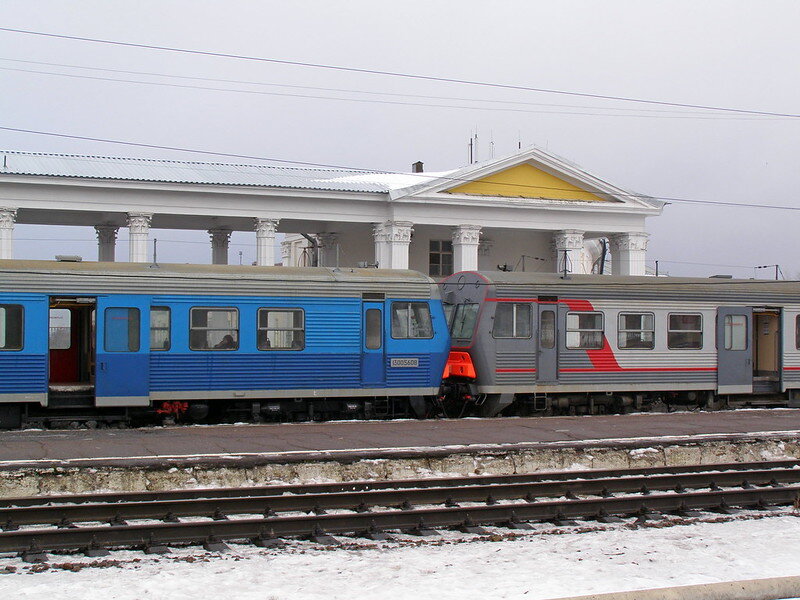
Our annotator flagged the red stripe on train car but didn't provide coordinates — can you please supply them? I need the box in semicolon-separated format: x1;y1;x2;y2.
560;367;717;373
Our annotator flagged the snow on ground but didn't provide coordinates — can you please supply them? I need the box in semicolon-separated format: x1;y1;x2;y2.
2;513;800;600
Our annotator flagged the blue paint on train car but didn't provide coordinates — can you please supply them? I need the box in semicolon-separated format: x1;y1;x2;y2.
0;293;48;396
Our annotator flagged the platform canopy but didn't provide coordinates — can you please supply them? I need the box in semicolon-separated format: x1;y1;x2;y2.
0;147;663;276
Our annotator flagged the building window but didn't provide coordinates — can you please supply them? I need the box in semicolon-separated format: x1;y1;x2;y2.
150;307;171;351
723;314;747;351
258;309;304;350
49;308;71;350
190;308;239;350
429;240;453;277
451;303;479;339
0;304;23;351
566;312;604;349
668;313;702;349
493;303;532;338
391;302;433;339
618;312;655;349
104;308;140;352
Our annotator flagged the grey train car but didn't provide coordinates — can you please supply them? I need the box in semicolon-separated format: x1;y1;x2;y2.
439;271;800;417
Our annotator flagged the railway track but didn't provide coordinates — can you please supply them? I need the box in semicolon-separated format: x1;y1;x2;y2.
2;459;799;561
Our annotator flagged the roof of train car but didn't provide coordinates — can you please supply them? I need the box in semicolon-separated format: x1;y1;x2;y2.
0;260;438;298
439;271;800;300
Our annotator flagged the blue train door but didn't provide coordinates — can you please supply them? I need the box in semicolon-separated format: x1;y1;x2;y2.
95;296;150;407
361;302;386;387
716;306;753;394
537;303;559;383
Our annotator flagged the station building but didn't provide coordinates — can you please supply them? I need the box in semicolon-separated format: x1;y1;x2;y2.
0;147;663;276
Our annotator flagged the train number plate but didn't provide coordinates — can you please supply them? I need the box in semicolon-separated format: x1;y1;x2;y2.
390;358;419;368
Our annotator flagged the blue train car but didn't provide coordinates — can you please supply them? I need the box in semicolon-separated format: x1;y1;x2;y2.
0;260;450;428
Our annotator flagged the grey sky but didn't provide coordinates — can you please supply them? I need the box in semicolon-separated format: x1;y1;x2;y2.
1;1;798;277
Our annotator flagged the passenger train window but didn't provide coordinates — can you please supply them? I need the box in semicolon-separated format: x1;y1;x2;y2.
104;308;140;352
391;302;433;339
450;303;478;339
566;312;604;349
618;312;655;349
493;303;532;338
723;314;747;351
150;307;171;351
667;313;702;349
797;316;800;350
0;304;23;351
258;309;304;350
190;308;239;351
49;308;72;350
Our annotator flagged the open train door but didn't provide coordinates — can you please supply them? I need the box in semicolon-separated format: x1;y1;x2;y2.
95;295;150;407
716;306;753;394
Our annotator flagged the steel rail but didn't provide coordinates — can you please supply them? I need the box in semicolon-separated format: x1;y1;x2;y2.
3;459;797;508
2;467;799;527
0;486;797;554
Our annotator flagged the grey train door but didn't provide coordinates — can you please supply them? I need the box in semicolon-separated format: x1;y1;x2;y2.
716;306;753;394
537;303;558;383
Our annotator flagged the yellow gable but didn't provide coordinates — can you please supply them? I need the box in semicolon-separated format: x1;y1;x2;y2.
445;163;607;202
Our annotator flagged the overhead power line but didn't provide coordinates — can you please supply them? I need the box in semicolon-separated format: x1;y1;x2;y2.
2;125;800;213
0;26;797;119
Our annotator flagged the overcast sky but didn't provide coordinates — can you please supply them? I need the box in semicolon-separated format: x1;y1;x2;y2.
1;1;798;277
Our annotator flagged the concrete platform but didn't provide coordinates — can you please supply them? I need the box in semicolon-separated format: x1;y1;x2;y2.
1;409;799;497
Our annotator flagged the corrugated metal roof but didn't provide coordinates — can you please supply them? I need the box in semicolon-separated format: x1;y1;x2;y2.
0;151;441;193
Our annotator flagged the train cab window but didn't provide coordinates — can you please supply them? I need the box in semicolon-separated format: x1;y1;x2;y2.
49;308;71;350
723;314;747;351
668;313;703;349
190;308;239;351
391;302;433;339
493;303;532;338
104;308;140;352
450;303;478;340
618;312;655;350
566;312;604;349
257;309;304;350
0;304;23;351
443;303;455;328
150;307;171;351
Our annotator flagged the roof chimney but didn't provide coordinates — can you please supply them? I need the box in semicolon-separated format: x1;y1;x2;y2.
412;161;424;173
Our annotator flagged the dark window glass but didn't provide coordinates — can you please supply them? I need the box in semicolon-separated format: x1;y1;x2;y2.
104;308;140;352
190;308;239;351
0;304;23;351
540;310;555;349
257;309;304;350
493;303;532;338
451;303;479;339
365;309;382;350
150;307;171;351
566;312;604;349
429;240;454;278
618;312;655;349
49;308;71;350
668;313;702;349
391;302;433;339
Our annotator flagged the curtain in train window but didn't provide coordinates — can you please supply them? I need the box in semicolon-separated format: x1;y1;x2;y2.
0;304;23;350
723;314;747;351
618;312;655;349
190;308;239;350
493;303;532;338
668;313;702;349
391;302;433;339
104;308;140;352
450;303;478;339
150;307;171;351
566;312;604;349
257;309;304;350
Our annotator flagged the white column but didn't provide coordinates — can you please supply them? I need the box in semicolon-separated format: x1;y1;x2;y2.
317;232;339;267
95;225;118;262
373;220;413;269
208;228;231;265
0;208;17;260
552;229;585;275
610;232;649;276
280;239;292;267
451;224;481;272
254;218;279;266
126;213;152;263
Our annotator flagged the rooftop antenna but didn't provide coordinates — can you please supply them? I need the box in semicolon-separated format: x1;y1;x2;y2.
490;131;495;158
468;136;473;164
474;130;479;163
238;250;243;265
150;238;160;269
518;131;522;150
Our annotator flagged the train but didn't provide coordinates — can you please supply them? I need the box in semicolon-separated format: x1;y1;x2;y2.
1;259;799;429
